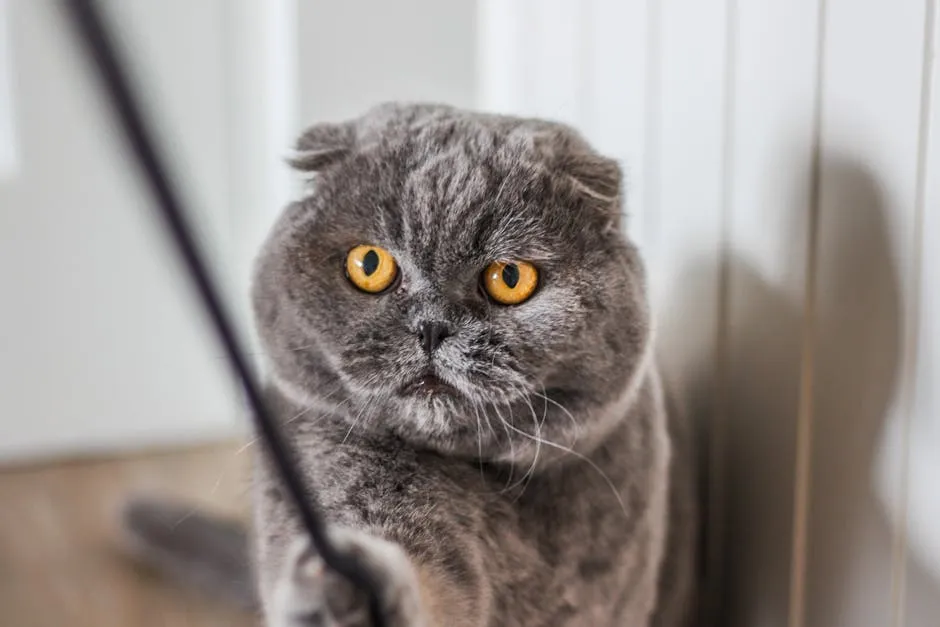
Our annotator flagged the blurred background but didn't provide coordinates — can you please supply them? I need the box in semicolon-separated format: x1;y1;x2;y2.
0;0;938;626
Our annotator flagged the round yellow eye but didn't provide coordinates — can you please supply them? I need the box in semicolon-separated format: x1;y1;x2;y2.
345;245;398;293
482;260;539;305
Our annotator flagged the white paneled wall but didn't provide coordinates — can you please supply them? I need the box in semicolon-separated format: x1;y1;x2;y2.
0;1;244;461
0;0;478;461
3;0;936;622
478;1;940;626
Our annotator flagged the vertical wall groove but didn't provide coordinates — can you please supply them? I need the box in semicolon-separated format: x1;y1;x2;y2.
788;1;829;626
707;0;737;624
890;1;939;624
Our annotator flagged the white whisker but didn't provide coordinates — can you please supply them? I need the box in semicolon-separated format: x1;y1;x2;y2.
342;397;375;444
490;402;517;490
502;420;630;522
533;389;579;433
503;390;541;498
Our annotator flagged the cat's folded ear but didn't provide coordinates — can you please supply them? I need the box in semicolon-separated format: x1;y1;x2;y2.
536;128;625;232
555;150;623;205
287;122;355;172
529;126;623;208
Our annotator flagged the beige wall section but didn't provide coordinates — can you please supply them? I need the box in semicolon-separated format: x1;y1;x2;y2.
812;1;940;626
901;2;940;615
722;2;821;625
804;0;923;624
476;1;940;625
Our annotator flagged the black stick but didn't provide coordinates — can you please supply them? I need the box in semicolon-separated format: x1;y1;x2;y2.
59;2;386;625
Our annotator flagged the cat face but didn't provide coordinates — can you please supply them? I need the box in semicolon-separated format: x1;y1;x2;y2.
252;104;650;460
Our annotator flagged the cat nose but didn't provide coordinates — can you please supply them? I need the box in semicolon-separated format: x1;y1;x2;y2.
418;322;451;354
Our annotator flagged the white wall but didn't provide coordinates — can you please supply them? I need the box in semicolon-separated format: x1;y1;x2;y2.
296;0;477;123
0;0;479;462
0;0;242;461
0;0;17;178
478;1;940;626
5;0;937;623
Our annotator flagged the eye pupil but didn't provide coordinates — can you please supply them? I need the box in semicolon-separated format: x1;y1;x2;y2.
361;249;380;276
501;263;520;289
482;260;537;305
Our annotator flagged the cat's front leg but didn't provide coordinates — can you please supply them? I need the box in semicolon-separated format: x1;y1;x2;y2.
268;527;428;627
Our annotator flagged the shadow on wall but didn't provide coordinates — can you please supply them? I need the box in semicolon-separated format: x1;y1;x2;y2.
661;155;940;626
806;158;939;626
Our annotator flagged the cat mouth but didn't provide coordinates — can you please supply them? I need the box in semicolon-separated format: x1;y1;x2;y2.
399;373;458;397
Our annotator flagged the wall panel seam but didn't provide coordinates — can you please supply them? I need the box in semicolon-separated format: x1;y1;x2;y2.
889;1;940;625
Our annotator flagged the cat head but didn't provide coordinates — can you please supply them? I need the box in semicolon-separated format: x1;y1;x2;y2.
252;103;650;462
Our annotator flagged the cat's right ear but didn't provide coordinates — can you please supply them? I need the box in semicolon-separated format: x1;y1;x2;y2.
287;123;355;172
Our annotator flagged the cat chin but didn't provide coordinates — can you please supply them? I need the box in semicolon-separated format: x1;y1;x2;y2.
396;394;467;433
268;340;658;467
271;369;474;445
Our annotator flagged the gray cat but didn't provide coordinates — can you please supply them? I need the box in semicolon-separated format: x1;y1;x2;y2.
124;103;698;627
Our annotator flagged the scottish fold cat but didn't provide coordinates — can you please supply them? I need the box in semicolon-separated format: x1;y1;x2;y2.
126;103;698;627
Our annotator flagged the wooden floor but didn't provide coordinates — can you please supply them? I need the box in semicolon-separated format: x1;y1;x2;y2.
0;442;258;627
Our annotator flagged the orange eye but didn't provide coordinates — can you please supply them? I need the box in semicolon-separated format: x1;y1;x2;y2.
482;260;539;305
345;245;398;293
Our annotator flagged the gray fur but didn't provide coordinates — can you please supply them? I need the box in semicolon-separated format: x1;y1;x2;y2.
119;103;697;626
120;497;256;609
250;103;697;626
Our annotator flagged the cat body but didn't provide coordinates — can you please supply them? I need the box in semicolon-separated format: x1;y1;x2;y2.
126;103;697;627
257;361;672;627
250;103;696;626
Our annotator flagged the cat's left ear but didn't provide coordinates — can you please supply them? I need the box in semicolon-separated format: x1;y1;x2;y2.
543;136;624;233
287;122;355;172
555;150;622;206
530;126;623;210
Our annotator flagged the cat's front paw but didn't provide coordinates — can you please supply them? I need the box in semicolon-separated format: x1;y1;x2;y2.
269;528;425;627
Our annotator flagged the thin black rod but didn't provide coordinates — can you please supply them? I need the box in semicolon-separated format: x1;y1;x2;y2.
59;2;386;624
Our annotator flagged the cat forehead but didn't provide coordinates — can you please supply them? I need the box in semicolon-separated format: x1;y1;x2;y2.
322;137;561;249
297;105;621;265
391;158;561;262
